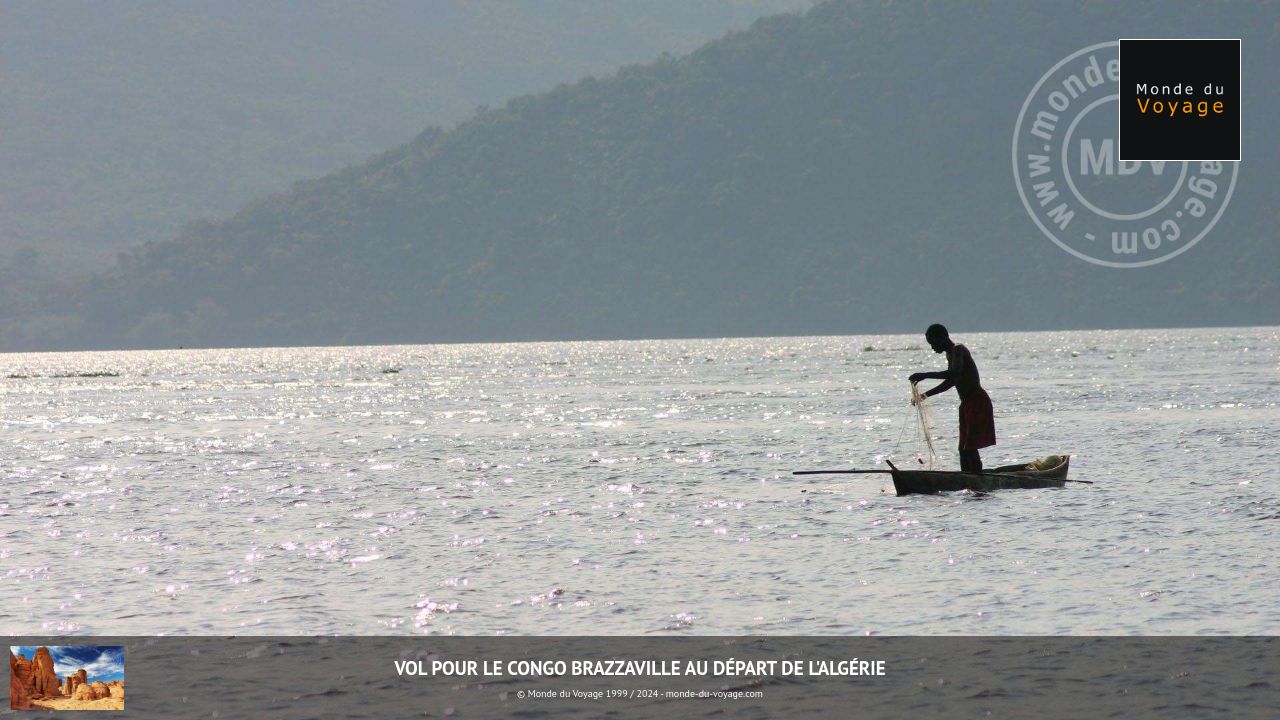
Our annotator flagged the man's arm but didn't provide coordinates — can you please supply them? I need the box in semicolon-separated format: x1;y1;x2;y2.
910;348;965;397
923;378;954;398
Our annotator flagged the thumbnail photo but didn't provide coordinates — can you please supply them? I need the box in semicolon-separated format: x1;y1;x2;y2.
9;646;124;712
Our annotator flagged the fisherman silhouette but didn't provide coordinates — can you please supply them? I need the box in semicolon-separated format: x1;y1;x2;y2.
908;324;996;472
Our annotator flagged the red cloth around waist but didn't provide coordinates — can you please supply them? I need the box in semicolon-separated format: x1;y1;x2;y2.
958;388;996;450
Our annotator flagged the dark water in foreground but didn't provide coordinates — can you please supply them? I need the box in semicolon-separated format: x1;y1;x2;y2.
2;328;1277;635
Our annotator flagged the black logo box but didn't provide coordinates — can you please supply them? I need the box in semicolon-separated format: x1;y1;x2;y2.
1119;39;1241;161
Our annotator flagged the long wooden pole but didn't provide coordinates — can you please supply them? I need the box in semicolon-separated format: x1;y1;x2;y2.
791;469;892;475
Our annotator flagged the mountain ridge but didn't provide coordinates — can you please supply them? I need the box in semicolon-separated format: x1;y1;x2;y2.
1;1;810;269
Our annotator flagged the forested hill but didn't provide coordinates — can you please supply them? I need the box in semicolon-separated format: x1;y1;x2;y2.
7;0;1278;350
1;1;808;269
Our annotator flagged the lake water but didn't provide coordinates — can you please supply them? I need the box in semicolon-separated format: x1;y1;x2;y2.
2;327;1277;635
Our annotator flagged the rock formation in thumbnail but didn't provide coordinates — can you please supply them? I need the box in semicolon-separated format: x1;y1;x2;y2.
65;667;88;696
9;651;32;710
30;646;63;698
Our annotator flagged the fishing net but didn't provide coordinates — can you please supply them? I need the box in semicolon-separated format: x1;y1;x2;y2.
910;382;937;470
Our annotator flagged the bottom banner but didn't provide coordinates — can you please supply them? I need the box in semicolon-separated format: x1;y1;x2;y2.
6;637;1277;718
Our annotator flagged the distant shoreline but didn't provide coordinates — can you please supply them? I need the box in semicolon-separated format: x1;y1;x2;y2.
1;322;1275;357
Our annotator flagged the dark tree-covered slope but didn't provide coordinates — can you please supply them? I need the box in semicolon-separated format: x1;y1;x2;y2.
0;1;809;269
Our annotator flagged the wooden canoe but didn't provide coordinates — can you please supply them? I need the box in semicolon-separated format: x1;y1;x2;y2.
890;455;1070;496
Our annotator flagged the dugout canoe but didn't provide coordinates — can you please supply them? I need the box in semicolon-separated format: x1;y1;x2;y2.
888;455;1070;495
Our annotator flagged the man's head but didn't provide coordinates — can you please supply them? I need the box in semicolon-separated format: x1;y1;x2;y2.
925;323;950;353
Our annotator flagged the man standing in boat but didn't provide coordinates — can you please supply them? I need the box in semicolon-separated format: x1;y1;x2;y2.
908;324;996;473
